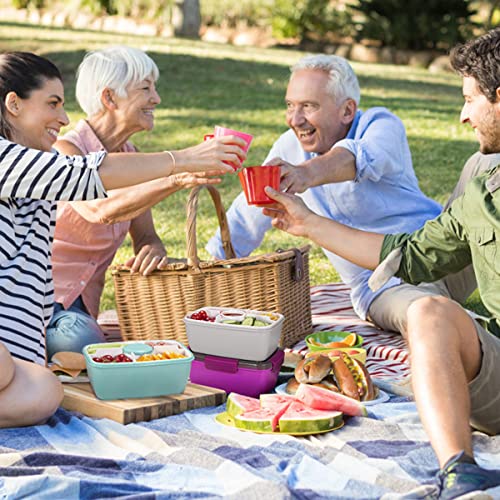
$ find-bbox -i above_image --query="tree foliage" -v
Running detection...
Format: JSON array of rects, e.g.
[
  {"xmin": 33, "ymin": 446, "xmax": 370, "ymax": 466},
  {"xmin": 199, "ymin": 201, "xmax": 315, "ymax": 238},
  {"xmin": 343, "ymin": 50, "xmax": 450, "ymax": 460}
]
[
  {"xmin": 351, "ymin": 0, "xmax": 478, "ymax": 50},
  {"xmin": 271, "ymin": 0, "xmax": 353, "ymax": 42}
]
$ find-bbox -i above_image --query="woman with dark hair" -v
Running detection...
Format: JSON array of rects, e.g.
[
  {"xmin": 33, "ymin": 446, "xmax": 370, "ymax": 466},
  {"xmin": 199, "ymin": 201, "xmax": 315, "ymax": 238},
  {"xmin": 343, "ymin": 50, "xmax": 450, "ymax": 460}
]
[{"xmin": 0, "ymin": 51, "xmax": 246, "ymax": 428}]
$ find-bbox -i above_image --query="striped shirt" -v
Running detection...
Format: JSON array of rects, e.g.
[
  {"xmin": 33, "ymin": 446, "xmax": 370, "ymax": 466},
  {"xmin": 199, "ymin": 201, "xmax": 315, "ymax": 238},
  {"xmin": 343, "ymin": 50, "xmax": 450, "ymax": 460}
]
[{"xmin": 0, "ymin": 137, "xmax": 107, "ymax": 364}]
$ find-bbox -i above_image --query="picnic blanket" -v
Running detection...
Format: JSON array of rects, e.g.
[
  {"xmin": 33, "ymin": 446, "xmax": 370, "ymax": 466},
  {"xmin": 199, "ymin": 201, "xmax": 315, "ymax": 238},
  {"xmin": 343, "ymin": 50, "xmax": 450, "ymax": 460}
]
[{"xmin": 1, "ymin": 283, "xmax": 499, "ymax": 499}]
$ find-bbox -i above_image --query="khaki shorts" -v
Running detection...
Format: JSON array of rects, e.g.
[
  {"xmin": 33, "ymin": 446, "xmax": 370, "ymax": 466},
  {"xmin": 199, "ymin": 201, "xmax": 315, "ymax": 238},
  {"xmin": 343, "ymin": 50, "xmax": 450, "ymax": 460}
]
[
  {"xmin": 469, "ymin": 319, "xmax": 500, "ymax": 435},
  {"xmin": 367, "ymin": 281, "xmax": 449, "ymax": 334},
  {"xmin": 367, "ymin": 264, "xmax": 477, "ymax": 335}
]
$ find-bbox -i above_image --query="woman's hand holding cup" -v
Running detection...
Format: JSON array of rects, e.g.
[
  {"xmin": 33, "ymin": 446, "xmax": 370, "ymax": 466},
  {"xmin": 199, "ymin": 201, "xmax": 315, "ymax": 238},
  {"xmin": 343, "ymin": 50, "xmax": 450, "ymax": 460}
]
[{"xmin": 173, "ymin": 135, "xmax": 248, "ymax": 175}]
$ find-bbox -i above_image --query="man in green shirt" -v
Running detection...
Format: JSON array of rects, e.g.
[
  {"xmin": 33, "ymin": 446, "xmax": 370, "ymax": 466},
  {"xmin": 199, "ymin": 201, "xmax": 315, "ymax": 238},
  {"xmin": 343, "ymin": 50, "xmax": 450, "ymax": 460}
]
[{"xmin": 263, "ymin": 28, "xmax": 500, "ymax": 500}]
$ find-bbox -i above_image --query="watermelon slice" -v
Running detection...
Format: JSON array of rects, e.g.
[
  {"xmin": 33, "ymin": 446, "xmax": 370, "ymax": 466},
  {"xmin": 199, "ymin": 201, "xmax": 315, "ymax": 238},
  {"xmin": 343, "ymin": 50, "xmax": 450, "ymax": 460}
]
[
  {"xmin": 278, "ymin": 402, "xmax": 343, "ymax": 433},
  {"xmin": 226, "ymin": 393, "xmax": 260, "ymax": 417},
  {"xmin": 234, "ymin": 402, "xmax": 290, "ymax": 432},
  {"xmin": 259, "ymin": 393, "xmax": 298, "ymax": 409},
  {"xmin": 296, "ymin": 383, "xmax": 367, "ymax": 417}
]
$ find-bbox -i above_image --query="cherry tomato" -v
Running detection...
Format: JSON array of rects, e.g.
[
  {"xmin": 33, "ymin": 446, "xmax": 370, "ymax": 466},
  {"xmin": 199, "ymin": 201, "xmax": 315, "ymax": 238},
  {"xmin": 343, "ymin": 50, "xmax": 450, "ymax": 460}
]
[
  {"xmin": 92, "ymin": 356, "xmax": 103, "ymax": 363},
  {"xmin": 191, "ymin": 309, "xmax": 211, "ymax": 321},
  {"xmin": 114, "ymin": 354, "xmax": 132, "ymax": 363}
]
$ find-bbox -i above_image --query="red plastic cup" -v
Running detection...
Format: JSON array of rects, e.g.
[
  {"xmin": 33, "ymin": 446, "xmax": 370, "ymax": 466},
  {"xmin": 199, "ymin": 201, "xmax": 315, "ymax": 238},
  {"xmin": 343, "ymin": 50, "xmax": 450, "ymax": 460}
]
[
  {"xmin": 214, "ymin": 126, "xmax": 253, "ymax": 170},
  {"xmin": 238, "ymin": 165, "xmax": 281, "ymax": 206}
]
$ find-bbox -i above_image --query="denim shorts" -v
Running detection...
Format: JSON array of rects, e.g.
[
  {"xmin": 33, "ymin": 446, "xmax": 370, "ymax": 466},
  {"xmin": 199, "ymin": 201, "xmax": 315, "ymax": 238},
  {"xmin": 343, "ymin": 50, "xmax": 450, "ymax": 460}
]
[{"xmin": 46, "ymin": 297, "xmax": 106, "ymax": 360}]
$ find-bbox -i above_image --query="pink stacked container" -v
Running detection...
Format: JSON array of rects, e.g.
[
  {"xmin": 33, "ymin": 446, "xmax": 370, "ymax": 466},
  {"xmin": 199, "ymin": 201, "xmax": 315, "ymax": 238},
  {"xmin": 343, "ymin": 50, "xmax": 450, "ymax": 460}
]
[{"xmin": 184, "ymin": 307, "xmax": 285, "ymax": 397}]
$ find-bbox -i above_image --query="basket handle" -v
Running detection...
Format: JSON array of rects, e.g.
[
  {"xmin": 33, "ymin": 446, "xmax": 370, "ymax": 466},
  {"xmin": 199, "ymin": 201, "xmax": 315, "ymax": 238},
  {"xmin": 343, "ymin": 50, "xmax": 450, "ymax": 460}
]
[{"xmin": 186, "ymin": 185, "xmax": 236, "ymax": 271}]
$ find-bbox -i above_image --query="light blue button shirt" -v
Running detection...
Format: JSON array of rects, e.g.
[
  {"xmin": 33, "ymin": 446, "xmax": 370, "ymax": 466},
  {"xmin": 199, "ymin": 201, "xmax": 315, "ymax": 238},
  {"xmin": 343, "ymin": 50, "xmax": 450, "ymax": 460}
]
[{"xmin": 207, "ymin": 107, "xmax": 442, "ymax": 319}]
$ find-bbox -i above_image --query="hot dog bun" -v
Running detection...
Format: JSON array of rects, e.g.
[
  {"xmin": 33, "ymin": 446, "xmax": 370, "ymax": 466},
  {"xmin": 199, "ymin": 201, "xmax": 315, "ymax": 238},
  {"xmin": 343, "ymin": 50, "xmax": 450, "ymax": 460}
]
[
  {"xmin": 353, "ymin": 358, "xmax": 376, "ymax": 401},
  {"xmin": 294, "ymin": 355, "xmax": 332, "ymax": 384},
  {"xmin": 332, "ymin": 356, "xmax": 360, "ymax": 400}
]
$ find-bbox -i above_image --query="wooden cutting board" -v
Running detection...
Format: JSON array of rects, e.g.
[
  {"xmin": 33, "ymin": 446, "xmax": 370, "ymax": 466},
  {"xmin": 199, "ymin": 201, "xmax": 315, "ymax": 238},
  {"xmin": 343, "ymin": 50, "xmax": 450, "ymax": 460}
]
[{"xmin": 62, "ymin": 382, "xmax": 226, "ymax": 424}]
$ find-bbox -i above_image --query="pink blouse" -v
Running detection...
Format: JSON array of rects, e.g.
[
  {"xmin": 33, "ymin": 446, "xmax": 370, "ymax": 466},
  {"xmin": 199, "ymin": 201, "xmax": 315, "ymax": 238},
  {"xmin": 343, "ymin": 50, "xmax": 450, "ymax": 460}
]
[{"xmin": 52, "ymin": 120, "xmax": 135, "ymax": 318}]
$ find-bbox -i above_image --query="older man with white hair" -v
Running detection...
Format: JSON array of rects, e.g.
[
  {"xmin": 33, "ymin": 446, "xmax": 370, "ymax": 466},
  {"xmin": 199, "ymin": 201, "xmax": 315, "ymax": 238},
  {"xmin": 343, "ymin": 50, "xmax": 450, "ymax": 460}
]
[{"xmin": 207, "ymin": 54, "xmax": 475, "ymax": 337}]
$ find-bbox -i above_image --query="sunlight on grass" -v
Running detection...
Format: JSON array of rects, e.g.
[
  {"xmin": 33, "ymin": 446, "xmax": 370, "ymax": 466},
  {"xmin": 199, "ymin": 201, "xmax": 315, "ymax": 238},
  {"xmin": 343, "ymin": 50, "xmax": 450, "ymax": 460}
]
[{"xmin": 0, "ymin": 22, "xmax": 482, "ymax": 312}]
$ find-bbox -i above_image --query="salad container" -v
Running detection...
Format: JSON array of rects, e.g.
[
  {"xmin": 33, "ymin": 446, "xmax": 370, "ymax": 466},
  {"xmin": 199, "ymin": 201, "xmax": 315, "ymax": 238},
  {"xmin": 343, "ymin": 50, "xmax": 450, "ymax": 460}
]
[
  {"xmin": 184, "ymin": 307, "xmax": 284, "ymax": 362},
  {"xmin": 83, "ymin": 340, "xmax": 193, "ymax": 400}
]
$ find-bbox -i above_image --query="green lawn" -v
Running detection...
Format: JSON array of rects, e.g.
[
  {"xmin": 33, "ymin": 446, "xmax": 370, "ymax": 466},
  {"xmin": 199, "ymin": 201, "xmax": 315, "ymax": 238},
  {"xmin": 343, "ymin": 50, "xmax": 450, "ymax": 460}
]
[{"xmin": 0, "ymin": 21, "xmax": 484, "ymax": 313}]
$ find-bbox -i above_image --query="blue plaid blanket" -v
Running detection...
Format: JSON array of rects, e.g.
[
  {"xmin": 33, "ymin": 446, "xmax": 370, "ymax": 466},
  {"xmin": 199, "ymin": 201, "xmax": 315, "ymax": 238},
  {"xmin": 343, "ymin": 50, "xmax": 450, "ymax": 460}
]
[
  {"xmin": 1, "ymin": 397, "xmax": 500, "ymax": 499},
  {"xmin": 2, "ymin": 284, "xmax": 500, "ymax": 499}
]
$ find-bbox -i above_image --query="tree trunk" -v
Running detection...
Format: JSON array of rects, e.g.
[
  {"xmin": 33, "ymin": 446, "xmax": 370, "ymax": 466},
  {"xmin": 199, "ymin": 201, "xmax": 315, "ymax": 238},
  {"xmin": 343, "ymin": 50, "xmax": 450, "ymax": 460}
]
[{"xmin": 173, "ymin": 0, "xmax": 200, "ymax": 38}]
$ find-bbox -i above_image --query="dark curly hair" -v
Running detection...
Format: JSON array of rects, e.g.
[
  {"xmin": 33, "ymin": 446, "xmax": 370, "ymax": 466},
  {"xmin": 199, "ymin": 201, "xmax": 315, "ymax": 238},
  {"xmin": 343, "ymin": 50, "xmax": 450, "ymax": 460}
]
[
  {"xmin": 450, "ymin": 28, "xmax": 500, "ymax": 103},
  {"xmin": 0, "ymin": 52, "xmax": 62, "ymax": 140}
]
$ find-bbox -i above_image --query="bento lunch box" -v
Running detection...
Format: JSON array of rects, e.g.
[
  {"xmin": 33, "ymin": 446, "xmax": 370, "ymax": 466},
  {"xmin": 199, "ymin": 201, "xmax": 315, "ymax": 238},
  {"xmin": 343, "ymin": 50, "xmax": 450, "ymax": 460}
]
[
  {"xmin": 184, "ymin": 307, "xmax": 284, "ymax": 362},
  {"xmin": 83, "ymin": 340, "xmax": 193, "ymax": 400},
  {"xmin": 190, "ymin": 348, "xmax": 284, "ymax": 398}
]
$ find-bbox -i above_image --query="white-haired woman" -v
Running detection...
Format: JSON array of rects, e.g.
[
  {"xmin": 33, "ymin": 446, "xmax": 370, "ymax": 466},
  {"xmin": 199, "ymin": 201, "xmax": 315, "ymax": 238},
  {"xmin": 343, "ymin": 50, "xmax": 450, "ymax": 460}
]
[{"xmin": 47, "ymin": 46, "xmax": 222, "ymax": 359}]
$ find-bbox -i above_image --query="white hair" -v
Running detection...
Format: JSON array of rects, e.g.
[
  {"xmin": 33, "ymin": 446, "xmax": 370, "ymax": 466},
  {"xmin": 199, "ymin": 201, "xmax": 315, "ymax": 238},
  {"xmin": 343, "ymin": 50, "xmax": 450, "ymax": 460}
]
[
  {"xmin": 75, "ymin": 46, "xmax": 160, "ymax": 117},
  {"xmin": 291, "ymin": 54, "xmax": 361, "ymax": 105}
]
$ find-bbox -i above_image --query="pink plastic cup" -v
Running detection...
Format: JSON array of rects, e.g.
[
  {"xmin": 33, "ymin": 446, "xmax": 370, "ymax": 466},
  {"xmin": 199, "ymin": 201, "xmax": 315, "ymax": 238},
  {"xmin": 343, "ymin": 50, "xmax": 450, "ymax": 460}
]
[
  {"xmin": 214, "ymin": 126, "xmax": 253, "ymax": 170},
  {"xmin": 238, "ymin": 165, "xmax": 281, "ymax": 206}
]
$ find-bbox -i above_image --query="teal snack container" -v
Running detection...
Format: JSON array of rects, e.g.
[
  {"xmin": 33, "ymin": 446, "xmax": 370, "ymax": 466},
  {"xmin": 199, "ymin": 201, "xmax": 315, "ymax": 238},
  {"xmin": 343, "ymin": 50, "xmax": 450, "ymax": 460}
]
[{"xmin": 83, "ymin": 340, "xmax": 194, "ymax": 400}]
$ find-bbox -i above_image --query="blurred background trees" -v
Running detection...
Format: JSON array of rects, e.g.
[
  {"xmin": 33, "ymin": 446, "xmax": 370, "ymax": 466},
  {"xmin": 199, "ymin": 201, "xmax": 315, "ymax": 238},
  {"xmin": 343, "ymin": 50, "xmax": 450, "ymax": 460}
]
[
  {"xmin": 3, "ymin": 0, "xmax": 498, "ymax": 50},
  {"xmin": 351, "ymin": 0, "xmax": 477, "ymax": 50}
]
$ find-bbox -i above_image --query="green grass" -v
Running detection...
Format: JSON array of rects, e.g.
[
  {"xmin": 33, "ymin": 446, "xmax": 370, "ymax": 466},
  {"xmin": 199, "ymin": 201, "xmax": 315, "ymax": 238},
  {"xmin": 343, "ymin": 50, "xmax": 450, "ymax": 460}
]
[{"xmin": 0, "ymin": 21, "xmax": 484, "ymax": 313}]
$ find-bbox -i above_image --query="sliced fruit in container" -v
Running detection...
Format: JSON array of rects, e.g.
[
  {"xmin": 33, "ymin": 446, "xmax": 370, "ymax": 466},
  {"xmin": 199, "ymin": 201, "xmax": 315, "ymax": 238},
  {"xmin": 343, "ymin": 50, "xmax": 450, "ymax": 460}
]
[{"xmin": 305, "ymin": 331, "xmax": 363, "ymax": 351}]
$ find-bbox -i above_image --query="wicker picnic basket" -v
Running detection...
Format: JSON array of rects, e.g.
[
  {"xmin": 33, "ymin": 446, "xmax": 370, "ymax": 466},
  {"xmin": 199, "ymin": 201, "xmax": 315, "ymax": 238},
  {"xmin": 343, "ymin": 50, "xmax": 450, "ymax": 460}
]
[{"xmin": 112, "ymin": 185, "xmax": 313, "ymax": 348}]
